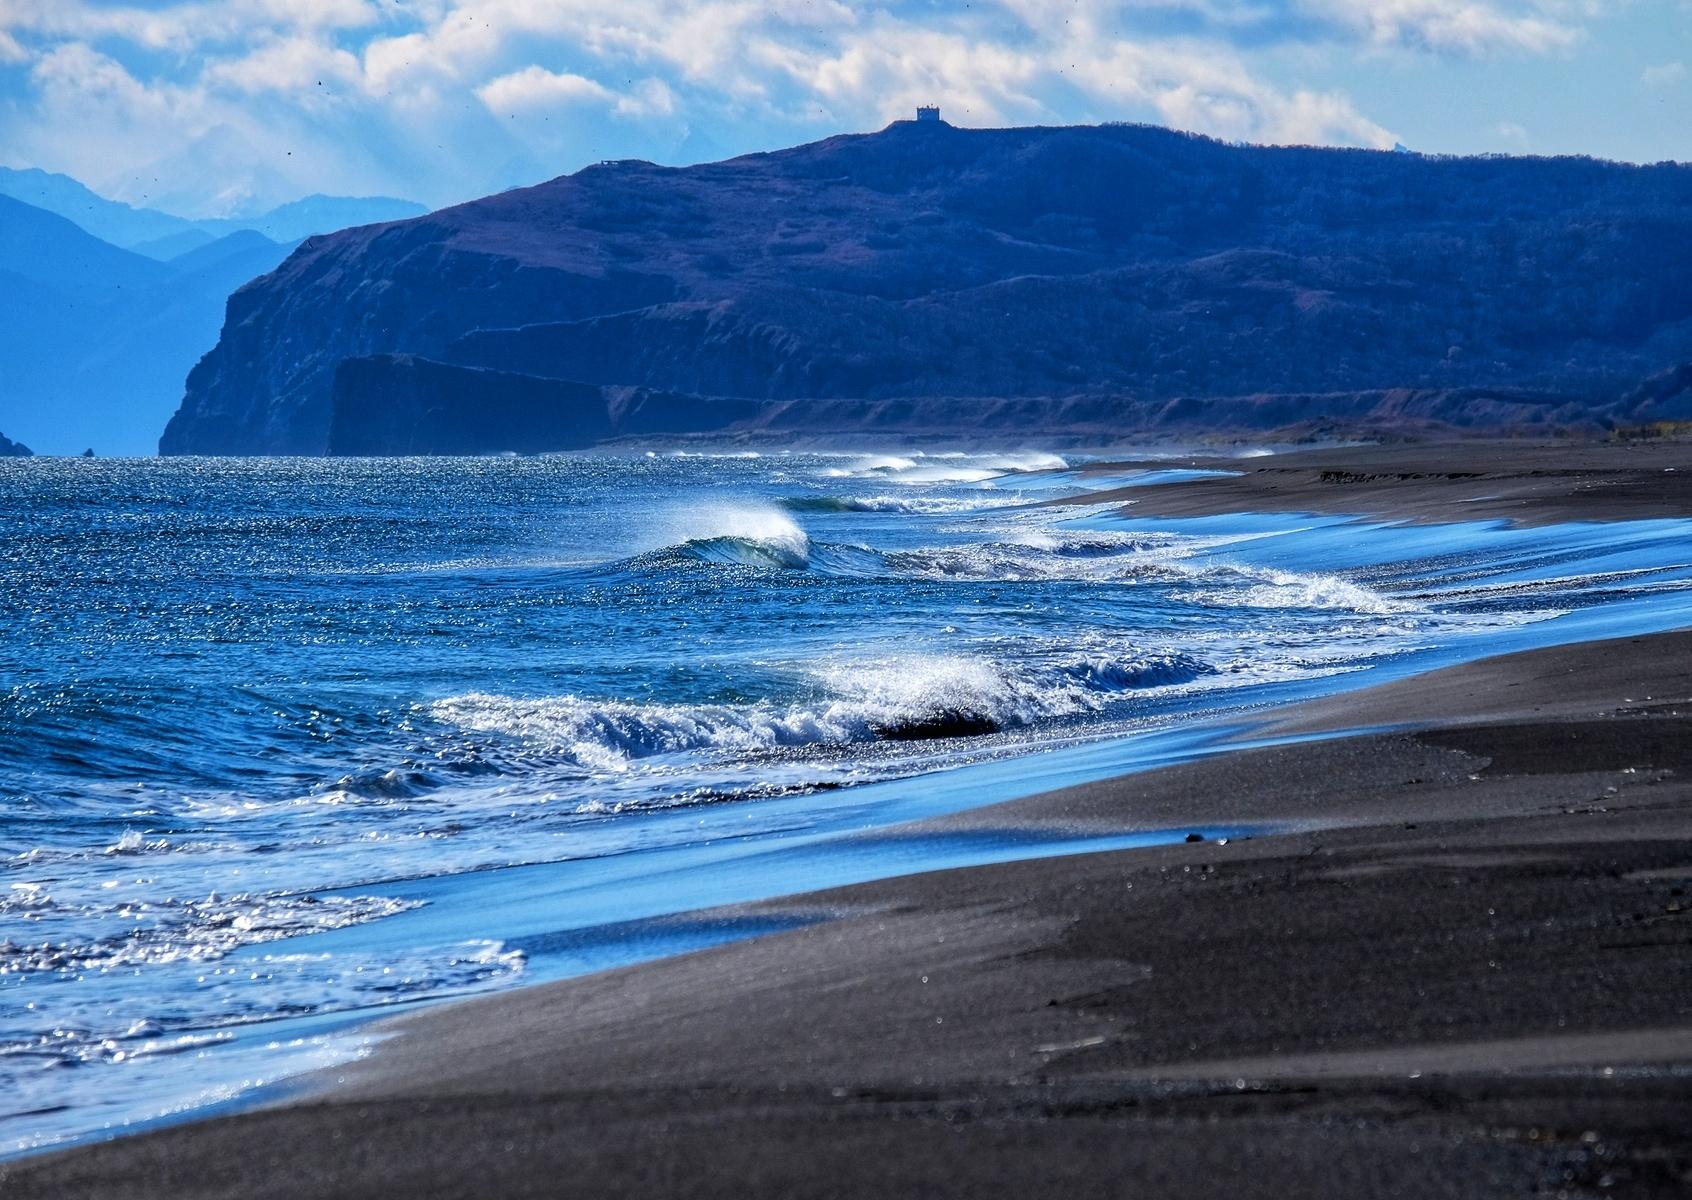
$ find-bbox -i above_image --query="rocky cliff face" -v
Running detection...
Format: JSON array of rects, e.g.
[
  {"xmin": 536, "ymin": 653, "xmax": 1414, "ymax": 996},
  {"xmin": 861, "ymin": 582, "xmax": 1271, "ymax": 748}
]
[{"xmin": 161, "ymin": 121, "xmax": 1692, "ymax": 454}]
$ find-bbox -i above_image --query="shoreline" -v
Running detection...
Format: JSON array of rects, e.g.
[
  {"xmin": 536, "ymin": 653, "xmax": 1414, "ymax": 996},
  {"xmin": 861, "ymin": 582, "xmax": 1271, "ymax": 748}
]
[
  {"xmin": 9, "ymin": 630, "xmax": 1691, "ymax": 1196},
  {"xmin": 8, "ymin": 439, "xmax": 1692, "ymax": 1196},
  {"xmin": 1062, "ymin": 437, "xmax": 1692, "ymax": 526}
]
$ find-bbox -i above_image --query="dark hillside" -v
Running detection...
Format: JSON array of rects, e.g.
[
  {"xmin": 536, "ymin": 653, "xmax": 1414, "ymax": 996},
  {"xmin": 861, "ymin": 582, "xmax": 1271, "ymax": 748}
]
[{"xmin": 160, "ymin": 121, "xmax": 1692, "ymax": 454}]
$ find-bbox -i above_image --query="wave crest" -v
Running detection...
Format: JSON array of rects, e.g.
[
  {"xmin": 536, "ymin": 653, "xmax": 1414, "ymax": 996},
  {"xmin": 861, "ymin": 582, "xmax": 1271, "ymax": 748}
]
[
  {"xmin": 779, "ymin": 494, "xmax": 1026, "ymax": 516},
  {"xmin": 430, "ymin": 650, "xmax": 1213, "ymax": 767},
  {"xmin": 818, "ymin": 451, "xmax": 1069, "ymax": 483},
  {"xmin": 1178, "ymin": 567, "xmax": 1412, "ymax": 615},
  {"xmin": 615, "ymin": 518, "xmax": 1410, "ymax": 615},
  {"xmin": 641, "ymin": 504, "xmax": 815, "ymax": 569}
]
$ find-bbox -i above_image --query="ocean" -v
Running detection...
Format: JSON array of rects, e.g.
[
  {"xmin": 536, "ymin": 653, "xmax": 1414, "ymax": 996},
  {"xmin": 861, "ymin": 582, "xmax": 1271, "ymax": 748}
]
[{"xmin": 4, "ymin": 450, "xmax": 1692, "ymax": 1155}]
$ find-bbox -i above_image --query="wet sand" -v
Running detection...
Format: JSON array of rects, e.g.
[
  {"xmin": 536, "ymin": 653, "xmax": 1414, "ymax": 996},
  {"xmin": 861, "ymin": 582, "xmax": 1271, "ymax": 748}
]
[
  {"xmin": 9, "ymin": 441, "xmax": 1692, "ymax": 1199},
  {"xmin": 1069, "ymin": 438, "xmax": 1692, "ymax": 526},
  {"xmin": 12, "ymin": 635, "xmax": 1692, "ymax": 1198}
]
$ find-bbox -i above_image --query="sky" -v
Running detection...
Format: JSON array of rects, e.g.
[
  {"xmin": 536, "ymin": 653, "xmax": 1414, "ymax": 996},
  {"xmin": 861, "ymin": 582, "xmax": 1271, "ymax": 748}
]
[{"xmin": 0, "ymin": 0, "xmax": 1687, "ymax": 218}]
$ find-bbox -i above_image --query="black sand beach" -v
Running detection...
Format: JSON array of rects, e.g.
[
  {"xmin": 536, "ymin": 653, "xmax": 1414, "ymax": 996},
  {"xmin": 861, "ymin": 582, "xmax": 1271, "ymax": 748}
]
[
  {"xmin": 1072, "ymin": 438, "xmax": 1692, "ymax": 526},
  {"xmin": 9, "ymin": 441, "xmax": 1692, "ymax": 1199}
]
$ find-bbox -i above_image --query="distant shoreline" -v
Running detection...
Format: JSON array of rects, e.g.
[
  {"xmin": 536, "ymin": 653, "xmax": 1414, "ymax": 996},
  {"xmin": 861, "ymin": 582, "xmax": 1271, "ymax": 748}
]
[
  {"xmin": 1058, "ymin": 436, "xmax": 1692, "ymax": 526},
  {"xmin": 9, "ymin": 440, "xmax": 1692, "ymax": 1198}
]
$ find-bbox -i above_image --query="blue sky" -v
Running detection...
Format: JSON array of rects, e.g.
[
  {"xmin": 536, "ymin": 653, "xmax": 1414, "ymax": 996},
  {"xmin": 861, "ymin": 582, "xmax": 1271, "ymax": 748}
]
[{"xmin": 0, "ymin": 1, "xmax": 1687, "ymax": 217}]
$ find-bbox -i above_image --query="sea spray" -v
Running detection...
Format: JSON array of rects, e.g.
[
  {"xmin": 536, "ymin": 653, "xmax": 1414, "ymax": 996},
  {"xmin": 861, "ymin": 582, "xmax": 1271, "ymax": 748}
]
[
  {"xmin": 429, "ymin": 649, "xmax": 1219, "ymax": 768},
  {"xmin": 6, "ymin": 451, "xmax": 1691, "ymax": 1154},
  {"xmin": 660, "ymin": 503, "xmax": 812, "ymax": 568}
]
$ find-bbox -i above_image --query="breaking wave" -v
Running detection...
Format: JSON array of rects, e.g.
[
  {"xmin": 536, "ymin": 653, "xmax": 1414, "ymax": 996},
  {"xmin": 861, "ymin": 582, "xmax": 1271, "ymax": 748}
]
[
  {"xmin": 629, "ymin": 504, "xmax": 821, "ymax": 570},
  {"xmin": 818, "ymin": 450, "xmax": 1069, "ymax": 483},
  {"xmin": 619, "ymin": 512, "xmax": 1412, "ymax": 616},
  {"xmin": 779, "ymin": 493, "xmax": 1027, "ymax": 515},
  {"xmin": 430, "ymin": 650, "xmax": 1215, "ymax": 768},
  {"xmin": 678, "ymin": 534, "xmax": 813, "ymax": 570},
  {"xmin": 1175, "ymin": 566, "xmax": 1415, "ymax": 615}
]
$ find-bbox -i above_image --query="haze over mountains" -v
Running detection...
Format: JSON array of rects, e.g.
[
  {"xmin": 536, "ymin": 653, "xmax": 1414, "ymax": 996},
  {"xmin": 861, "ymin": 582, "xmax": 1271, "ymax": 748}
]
[
  {"xmin": 0, "ymin": 167, "xmax": 425, "ymax": 259},
  {"xmin": 0, "ymin": 173, "xmax": 426, "ymax": 455},
  {"xmin": 160, "ymin": 119, "xmax": 1692, "ymax": 456}
]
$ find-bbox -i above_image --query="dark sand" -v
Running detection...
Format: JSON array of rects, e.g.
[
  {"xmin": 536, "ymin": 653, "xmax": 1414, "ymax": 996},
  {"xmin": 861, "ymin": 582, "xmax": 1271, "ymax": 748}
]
[
  {"xmin": 1071, "ymin": 438, "xmax": 1692, "ymax": 526},
  {"xmin": 9, "ymin": 442, "xmax": 1692, "ymax": 1199}
]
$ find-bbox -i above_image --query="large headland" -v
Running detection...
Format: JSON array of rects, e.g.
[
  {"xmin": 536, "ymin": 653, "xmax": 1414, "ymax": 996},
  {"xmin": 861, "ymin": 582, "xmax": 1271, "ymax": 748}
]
[{"xmin": 158, "ymin": 118, "xmax": 1692, "ymax": 457}]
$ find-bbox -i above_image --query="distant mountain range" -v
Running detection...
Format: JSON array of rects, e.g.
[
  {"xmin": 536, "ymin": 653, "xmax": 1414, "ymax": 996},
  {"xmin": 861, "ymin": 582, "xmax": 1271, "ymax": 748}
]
[
  {"xmin": 159, "ymin": 120, "xmax": 1692, "ymax": 456},
  {"xmin": 0, "ymin": 167, "xmax": 425, "ymax": 258},
  {"xmin": 0, "ymin": 174, "xmax": 427, "ymax": 455}
]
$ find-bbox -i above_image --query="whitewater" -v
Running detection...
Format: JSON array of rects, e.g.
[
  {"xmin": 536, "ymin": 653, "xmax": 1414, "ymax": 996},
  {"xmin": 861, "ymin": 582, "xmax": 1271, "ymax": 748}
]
[{"xmin": 5, "ymin": 449, "xmax": 1692, "ymax": 1155}]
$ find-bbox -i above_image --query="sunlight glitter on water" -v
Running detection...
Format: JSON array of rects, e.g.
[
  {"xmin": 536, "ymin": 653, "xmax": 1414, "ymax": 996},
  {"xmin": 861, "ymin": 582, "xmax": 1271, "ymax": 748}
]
[{"xmin": 5, "ymin": 451, "xmax": 1692, "ymax": 1153}]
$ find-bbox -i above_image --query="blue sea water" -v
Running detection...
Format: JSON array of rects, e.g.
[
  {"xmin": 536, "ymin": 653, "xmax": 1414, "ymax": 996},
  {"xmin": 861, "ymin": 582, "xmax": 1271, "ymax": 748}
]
[{"xmin": 4, "ymin": 449, "xmax": 1692, "ymax": 1155}]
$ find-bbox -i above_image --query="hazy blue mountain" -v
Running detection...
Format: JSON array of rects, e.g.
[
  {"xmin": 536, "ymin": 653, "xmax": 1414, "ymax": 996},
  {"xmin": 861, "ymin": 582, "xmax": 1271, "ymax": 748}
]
[
  {"xmin": 0, "ymin": 165, "xmax": 425, "ymax": 258},
  {"xmin": 0, "ymin": 166, "xmax": 201, "ymax": 250},
  {"xmin": 0, "ymin": 168, "xmax": 421, "ymax": 453},
  {"xmin": 167, "ymin": 229, "xmax": 292, "ymax": 274},
  {"xmin": 0, "ymin": 194, "xmax": 172, "ymax": 295},
  {"xmin": 204, "ymin": 195, "xmax": 426, "ymax": 243},
  {"xmin": 0, "ymin": 430, "xmax": 31, "ymax": 456},
  {"xmin": 161, "ymin": 120, "xmax": 1692, "ymax": 455},
  {"xmin": 131, "ymin": 229, "xmax": 221, "ymax": 260},
  {"xmin": 0, "ymin": 195, "xmax": 296, "ymax": 455}
]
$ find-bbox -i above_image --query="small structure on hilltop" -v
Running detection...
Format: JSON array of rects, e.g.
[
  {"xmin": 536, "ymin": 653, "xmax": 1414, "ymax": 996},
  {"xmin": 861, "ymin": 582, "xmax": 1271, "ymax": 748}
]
[{"xmin": 916, "ymin": 105, "xmax": 941, "ymax": 122}]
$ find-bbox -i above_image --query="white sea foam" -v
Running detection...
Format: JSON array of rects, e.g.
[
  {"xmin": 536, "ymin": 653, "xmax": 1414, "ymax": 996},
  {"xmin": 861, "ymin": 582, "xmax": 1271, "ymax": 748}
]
[
  {"xmin": 876, "ymin": 535, "xmax": 1197, "ymax": 584},
  {"xmin": 982, "ymin": 451, "xmax": 1070, "ymax": 472},
  {"xmin": 0, "ymin": 891, "xmax": 422, "ymax": 976},
  {"xmin": 853, "ymin": 454, "xmax": 920, "ymax": 473},
  {"xmin": 1402, "ymin": 564, "xmax": 1692, "ymax": 601},
  {"xmin": 0, "ymin": 937, "xmax": 524, "ymax": 1079},
  {"xmin": 885, "ymin": 465, "xmax": 1004, "ymax": 484},
  {"xmin": 429, "ymin": 649, "xmax": 1214, "ymax": 768},
  {"xmin": 658, "ymin": 503, "xmax": 813, "ymax": 568},
  {"xmin": 103, "ymin": 828, "xmax": 172, "ymax": 856},
  {"xmin": 818, "ymin": 450, "xmax": 1069, "ymax": 483},
  {"xmin": 24, "ymin": 452, "xmax": 1689, "ymax": 1162},
  {"xmin": 1207, "ymin": 568, "xmax": 1414, "ymax": 614},
  {"xmin": 783, "ymin": 493, "xmax": 1028, "ymax": 515},
  {"xmin": 667, "ymin": 503, "xmax": 809, "ymax": 554},
  {"xmin": 637, "ymin": 515, "xmax": 1415, "ymax": 617}
]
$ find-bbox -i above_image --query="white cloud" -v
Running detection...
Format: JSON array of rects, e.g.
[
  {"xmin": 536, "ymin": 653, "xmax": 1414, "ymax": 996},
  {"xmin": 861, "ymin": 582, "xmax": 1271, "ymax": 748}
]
[
  {"xmin": 0, "ymin": 0, "xmax": 1625, "ymax": 213},
  {"xmin": 1302, "ymin": 0, "xmax": 1584, "ymax": 55},
  {"xmin": 745, "ymin": 10, "xmax": 1396, "ymax": 145},
  {"xmin": 988, "ymin": 0, "xmax": 1589, "ymax": 56},
  {"xmin": 1064, "ymin": 35, "xmax": 1395, "ymax": 146},
  {"xmin": 1641, "ymin": 61, "xmax": 1686, "ymax": 88},
  {"xmin": 361, "ymin": 7, "xmax": 504, "ymax": 100},
  {"xmin": 619, "ymin": 76, "xmax": 677, "ymax": 118},
  {"xmin": 477, "ymin": 65, "xmax": 615, "ymax": 113},
  {"xmin": 203, "ymin": 35, "xmax": 364, "ymax": 97},
  {"xmin": 758, "ymin": 23, "xmax": 1050, "ymax": 127},
  {"xmin": 1495, "ymin": 119, "xmax": 1529, "ymax": 145},
  {"xmin": 30, "ymin": 42, "xmax": 165, "ymax": 115},
  {"xmin": 477, "ymin": 65, "xmax": 676, "ymax": 120},
  {"xmin": 0, "ymin": 0, "xmax": 382, "ymax": 52}
]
